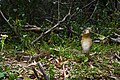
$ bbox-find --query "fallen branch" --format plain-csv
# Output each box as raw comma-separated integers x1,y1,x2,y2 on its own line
31,8,71,44
23,25,41,31
110,37,120,43
37,62,49,80
109,33,120,43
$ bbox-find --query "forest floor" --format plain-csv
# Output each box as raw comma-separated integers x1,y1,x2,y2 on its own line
0,41,120,80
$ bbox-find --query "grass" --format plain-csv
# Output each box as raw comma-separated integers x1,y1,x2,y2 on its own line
0,37,120,79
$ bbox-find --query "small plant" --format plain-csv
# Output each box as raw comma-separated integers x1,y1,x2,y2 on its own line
0,34,8,51
0,67,6,80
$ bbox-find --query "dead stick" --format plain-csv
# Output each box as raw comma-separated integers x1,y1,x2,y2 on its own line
115,53,120,60
0,10,18,35
37,62,49,80
85,0,98,23
31,8,71,44
32,67,40,80
0,10,14,29
70,0,96,18
82,0,96,9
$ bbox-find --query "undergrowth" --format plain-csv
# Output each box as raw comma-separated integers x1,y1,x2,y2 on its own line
0,34,119,79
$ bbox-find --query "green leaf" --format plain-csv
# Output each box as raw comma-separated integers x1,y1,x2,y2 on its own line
8,72,17,80
0,72,5,78
83,57,88,62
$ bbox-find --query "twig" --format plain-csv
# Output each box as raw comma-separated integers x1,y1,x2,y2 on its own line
82,0,96,9
114,33,120,37
71,29,79,36
45,19,53,24
110,37,120,43
85,0,98,23
115,53,120,60
58,0,60,21
63,64,66,80
32,67,40,80
23,25,41,31
37,62,49,80
109,71,119,80
0,10,18,35
31,7,71,44
70,0,96,18
0,10,14,29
